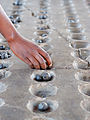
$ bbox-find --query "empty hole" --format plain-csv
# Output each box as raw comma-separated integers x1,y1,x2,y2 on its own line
78,84,90,97
31,71,55,82
32,116,54,120
71,49,90,60
80,99,90,113
73,59,89,69
67,27,84,33
29,83,57,98
75,71,90,82
0,51,12,59
66,15,79,23
69,33,86,40
0,70,11,80
69,41,88,49
0,82,8,93
0,98,5,107
27,100,58,113
67,22,81,28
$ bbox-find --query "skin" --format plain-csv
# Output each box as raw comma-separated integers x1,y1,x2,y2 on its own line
0,4,52,69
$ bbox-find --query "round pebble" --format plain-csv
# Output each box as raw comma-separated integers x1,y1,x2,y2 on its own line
38,102,49,111
41,72,51,81
35,74,42,81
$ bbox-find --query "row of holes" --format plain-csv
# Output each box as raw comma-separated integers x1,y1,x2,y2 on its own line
62,0,90,118
27,0,58,119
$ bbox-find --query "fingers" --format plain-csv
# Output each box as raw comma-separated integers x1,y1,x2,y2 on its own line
32,53,47,69
25,57,34,69
38,48,52,67
28,55,40,69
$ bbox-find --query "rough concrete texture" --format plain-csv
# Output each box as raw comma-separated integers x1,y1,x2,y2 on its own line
0,0,90,120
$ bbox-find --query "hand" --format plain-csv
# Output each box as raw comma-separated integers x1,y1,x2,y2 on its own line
8,34,52,69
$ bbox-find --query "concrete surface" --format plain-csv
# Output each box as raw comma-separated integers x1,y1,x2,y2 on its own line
0,0,90,120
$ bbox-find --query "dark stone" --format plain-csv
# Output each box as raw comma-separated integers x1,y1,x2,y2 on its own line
35,74,42,81
41,72,51,81
13,1,22,6
39,15,48,19
38,102,49,111
0,45,5,50
0,52,11,59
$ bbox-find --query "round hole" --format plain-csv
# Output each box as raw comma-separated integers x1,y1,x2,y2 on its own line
0,70,11,80
38,15,48,19
0,44,10,50
80,99,90,113
71,48,90,60
69,33,86,40
73,59,89,69
13,1,22,6
37,25,50,30
27,99,58,114
0,51,12,59
29,83,57,98
67,22,81,28
33,37,49,43
69,41,89,49
31,71,55,82
75,71,90,82
36,30,49,36
0,61,13,69
67,27,84,33
78,84,90,97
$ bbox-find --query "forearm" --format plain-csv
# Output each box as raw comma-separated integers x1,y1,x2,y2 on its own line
0,4,19,42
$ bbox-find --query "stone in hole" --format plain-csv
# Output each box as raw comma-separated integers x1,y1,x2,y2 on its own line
80,99,90,113
38,15,48,19
0,61,13,69
29,83,57,98
0,44,10,50
70,41,88,49
10,16,21,24
37,25,50,30
0,82,7,93
33,72,54,82
0,70,11,80
34,38,49,43
78,84,90,97
27,100,58,113
70,33,86,40
0,51,12,59
13,0,22,6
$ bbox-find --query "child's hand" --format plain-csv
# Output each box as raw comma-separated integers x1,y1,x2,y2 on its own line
8,35,52,69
